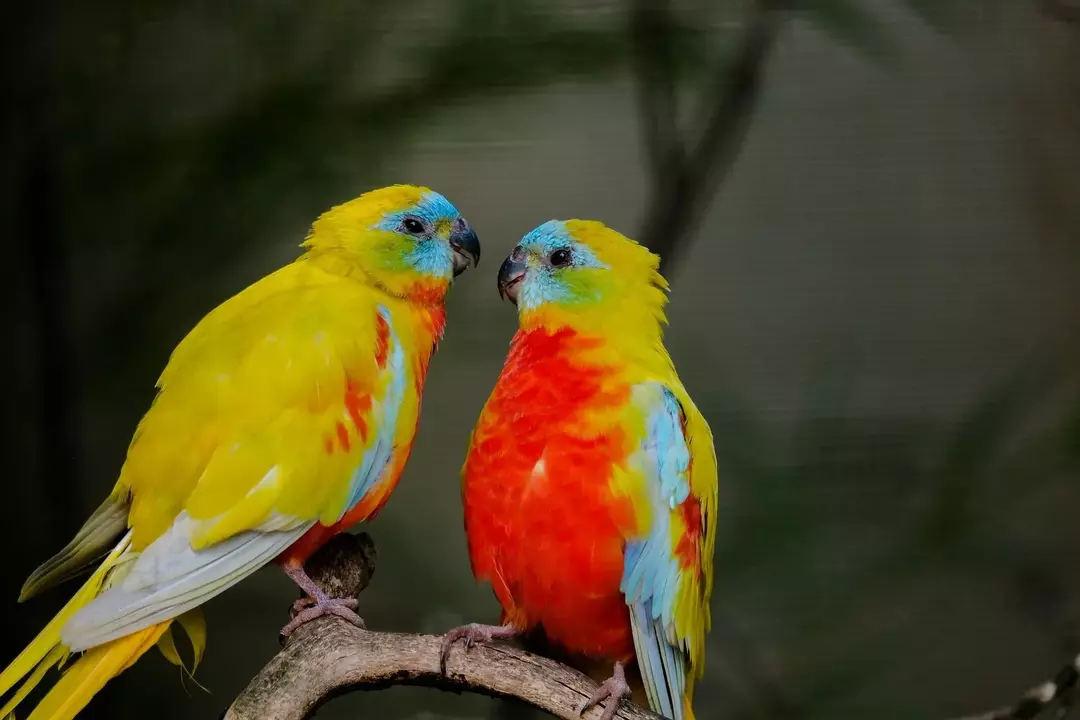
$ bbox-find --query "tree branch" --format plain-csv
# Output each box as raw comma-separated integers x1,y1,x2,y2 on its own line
630,0,684,191
222,535,1078,720
224,533,662,720
634,0,790,275
949,654,1079,720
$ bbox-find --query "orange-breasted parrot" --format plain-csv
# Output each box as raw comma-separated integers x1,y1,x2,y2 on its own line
442,220,715,720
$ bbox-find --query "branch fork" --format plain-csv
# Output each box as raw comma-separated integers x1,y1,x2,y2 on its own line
224,533,662,720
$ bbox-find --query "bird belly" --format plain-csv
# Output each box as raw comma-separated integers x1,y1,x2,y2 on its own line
502,476,636,663
462,325,639,662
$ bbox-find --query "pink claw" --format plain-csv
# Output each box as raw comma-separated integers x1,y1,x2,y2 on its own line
280,593,363,638
579,661,630,720
280,564,365,639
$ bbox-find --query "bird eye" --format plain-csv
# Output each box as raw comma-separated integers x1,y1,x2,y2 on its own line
549,248,572,267
402,217,425,235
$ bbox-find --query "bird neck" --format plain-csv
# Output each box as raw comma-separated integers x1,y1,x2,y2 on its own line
518,300,667,369
302,247,451,309
298,249,447,367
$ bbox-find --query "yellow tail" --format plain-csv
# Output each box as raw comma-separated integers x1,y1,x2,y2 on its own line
20,624,168,720
0,535,169,720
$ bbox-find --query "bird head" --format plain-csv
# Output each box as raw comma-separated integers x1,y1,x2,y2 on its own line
303,185,480,302
497,220,667,328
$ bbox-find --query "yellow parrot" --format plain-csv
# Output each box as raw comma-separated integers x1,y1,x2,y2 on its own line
0,184,480,720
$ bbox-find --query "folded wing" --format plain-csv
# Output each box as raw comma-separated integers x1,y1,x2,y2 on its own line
63,279,411,651
620,382,716,720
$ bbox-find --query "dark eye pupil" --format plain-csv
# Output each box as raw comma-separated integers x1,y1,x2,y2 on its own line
551,249,571,266
403,218,424,234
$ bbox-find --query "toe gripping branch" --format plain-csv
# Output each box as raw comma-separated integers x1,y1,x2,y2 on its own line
279,532,378,645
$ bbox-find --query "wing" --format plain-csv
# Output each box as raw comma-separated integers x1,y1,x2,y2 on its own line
619,382,716,720
62,269,416,651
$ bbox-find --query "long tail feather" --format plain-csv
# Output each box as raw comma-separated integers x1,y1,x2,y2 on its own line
25,623,168,720
0,534,131,704
682,695,696,720
0,533,135,719
0,647,65,718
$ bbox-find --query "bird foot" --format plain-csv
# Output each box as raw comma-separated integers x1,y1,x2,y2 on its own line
290,594,360,616
280,593,364,638
280,563,364,639
439,622,518,674
579,662,630,720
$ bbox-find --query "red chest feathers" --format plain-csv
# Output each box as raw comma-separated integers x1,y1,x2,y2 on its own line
462,327,637,661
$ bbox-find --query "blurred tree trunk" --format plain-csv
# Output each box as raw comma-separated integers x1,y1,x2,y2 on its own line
632,0,789,277
1024,1,1080,276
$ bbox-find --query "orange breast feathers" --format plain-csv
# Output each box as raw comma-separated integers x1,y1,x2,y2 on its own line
462,326,640,661
278,304,441,568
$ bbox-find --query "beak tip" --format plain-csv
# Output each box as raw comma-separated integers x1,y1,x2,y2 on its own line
497,247,527,304
450,228,481,277
449,229,479,278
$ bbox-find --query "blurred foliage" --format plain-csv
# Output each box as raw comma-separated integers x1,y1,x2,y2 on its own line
801,0,899,61
798,0,968,61
704,360,1080,719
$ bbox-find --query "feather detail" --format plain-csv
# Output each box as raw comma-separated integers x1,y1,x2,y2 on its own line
619,385,691,718
19,491,130,602
26,623,168,720
156,608,207,676
63,514,310,651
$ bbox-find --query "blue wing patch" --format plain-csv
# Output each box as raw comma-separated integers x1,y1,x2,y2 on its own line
620,383,692,720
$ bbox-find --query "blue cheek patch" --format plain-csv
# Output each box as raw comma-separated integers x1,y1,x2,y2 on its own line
518,270,570,310
406,239,454,278
371,191,462,279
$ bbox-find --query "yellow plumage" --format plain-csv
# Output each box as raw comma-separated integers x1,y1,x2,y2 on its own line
2,184,478,719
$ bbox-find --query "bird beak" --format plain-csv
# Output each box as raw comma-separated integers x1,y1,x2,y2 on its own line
497,251,527,305
449,226,481,277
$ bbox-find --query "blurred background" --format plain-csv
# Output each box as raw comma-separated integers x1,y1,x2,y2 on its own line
2,0,1079,718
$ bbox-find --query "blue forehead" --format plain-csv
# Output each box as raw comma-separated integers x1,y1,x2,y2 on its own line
519,220,606,269
520,220,571,253
372,190,463,232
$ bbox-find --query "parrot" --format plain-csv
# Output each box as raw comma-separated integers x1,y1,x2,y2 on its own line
440,220,716,720
0,184,480,720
